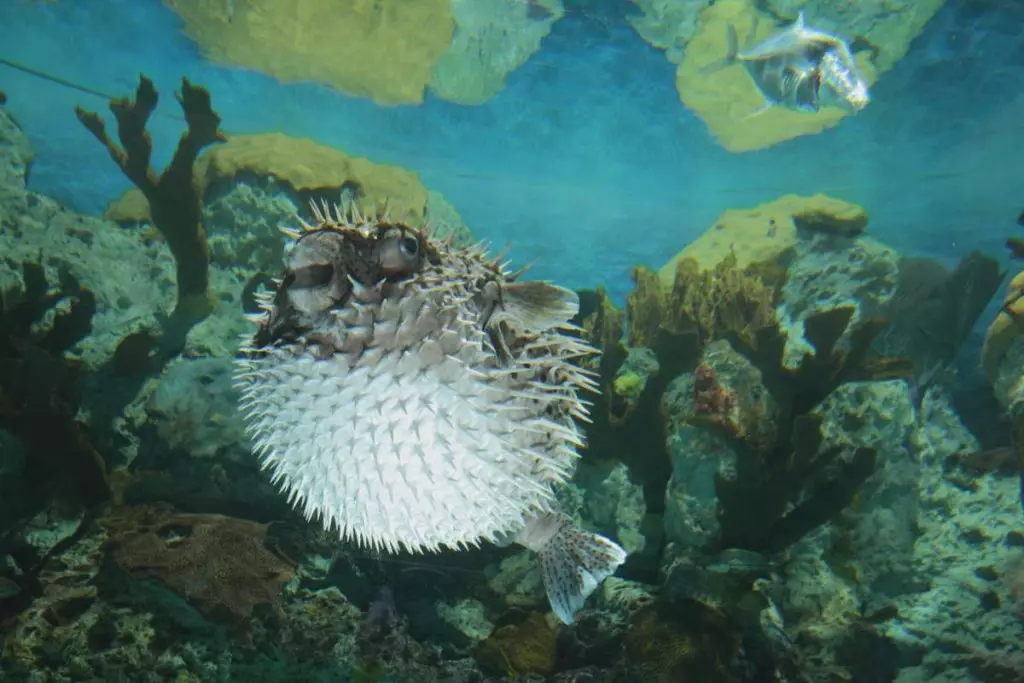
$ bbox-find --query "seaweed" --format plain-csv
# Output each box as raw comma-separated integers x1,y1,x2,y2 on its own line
75,74,226,354
711,305,913,551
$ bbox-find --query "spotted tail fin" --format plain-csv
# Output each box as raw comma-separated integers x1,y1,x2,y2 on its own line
536,517,627,625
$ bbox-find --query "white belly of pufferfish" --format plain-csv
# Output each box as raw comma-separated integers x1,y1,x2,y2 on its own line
238,336,571,554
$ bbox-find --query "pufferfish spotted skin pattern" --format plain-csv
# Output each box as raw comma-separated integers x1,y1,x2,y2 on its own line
235,202,626,625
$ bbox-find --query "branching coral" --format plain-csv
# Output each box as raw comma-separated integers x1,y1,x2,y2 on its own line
75,75,226,351
628,253,780,352
0,260,109,516
711,305,913,551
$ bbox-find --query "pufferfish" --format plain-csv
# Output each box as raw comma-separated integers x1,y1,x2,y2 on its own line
234,202,627,624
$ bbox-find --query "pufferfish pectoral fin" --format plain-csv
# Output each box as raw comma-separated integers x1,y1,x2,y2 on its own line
514,511,628,625
502,281,580,331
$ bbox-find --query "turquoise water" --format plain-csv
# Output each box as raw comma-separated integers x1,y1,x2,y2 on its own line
1,1,1023,681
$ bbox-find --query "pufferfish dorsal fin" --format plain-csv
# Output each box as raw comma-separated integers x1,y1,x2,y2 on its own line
502,281,580,331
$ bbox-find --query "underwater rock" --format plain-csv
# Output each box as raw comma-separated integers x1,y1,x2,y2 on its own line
485,549,546,611
778,234,899,366
881,390,1024,681
574,460,648,556
164,0,454,105
144,357,248,462
658,193,869,283
202,176,301,272
0,106,33,226
674,0,877,152
814,380,919,595
661,340,772,552
628,0,713,64
435,598,495,649
429,0,565,105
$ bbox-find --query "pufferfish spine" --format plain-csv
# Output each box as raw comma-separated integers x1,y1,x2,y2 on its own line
235,201,626,623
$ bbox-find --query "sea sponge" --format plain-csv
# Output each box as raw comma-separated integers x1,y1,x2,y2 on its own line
658,193,868,285
674,0,877,152
106,133,430,226
163,0,454,105
982,271,1024,383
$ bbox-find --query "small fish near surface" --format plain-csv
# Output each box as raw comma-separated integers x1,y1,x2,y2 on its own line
235,203,627,625
704,11,870,118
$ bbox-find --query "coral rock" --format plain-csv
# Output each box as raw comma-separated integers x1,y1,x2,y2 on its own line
658,193,868,284
164,0,454,105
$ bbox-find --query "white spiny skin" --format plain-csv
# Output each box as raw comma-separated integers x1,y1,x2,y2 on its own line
234,202,600,555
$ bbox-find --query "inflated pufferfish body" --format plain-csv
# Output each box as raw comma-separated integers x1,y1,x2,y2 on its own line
235,202,626,624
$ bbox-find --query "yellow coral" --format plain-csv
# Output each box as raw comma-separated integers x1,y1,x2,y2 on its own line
164,0,454,105
106,133,430,226
629,254,778,351
675,0,877,152
658,193,868,285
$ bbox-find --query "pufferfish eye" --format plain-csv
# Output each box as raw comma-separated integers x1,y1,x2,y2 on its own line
375,226,424,280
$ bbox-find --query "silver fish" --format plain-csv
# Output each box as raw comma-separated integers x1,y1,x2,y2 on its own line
706,11,870,117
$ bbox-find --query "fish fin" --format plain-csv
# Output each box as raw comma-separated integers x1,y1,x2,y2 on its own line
501,281,579,330
795,10,805,30
534,516,627,625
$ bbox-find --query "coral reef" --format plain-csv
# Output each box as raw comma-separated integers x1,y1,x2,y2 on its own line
5,55,1022,679
164,0,454,105
75,75,226,351
430,0,565,104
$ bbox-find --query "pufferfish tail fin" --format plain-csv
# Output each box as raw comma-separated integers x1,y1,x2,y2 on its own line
517,512,627,625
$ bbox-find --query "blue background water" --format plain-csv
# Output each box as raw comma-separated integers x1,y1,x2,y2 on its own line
0,0,1021,303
